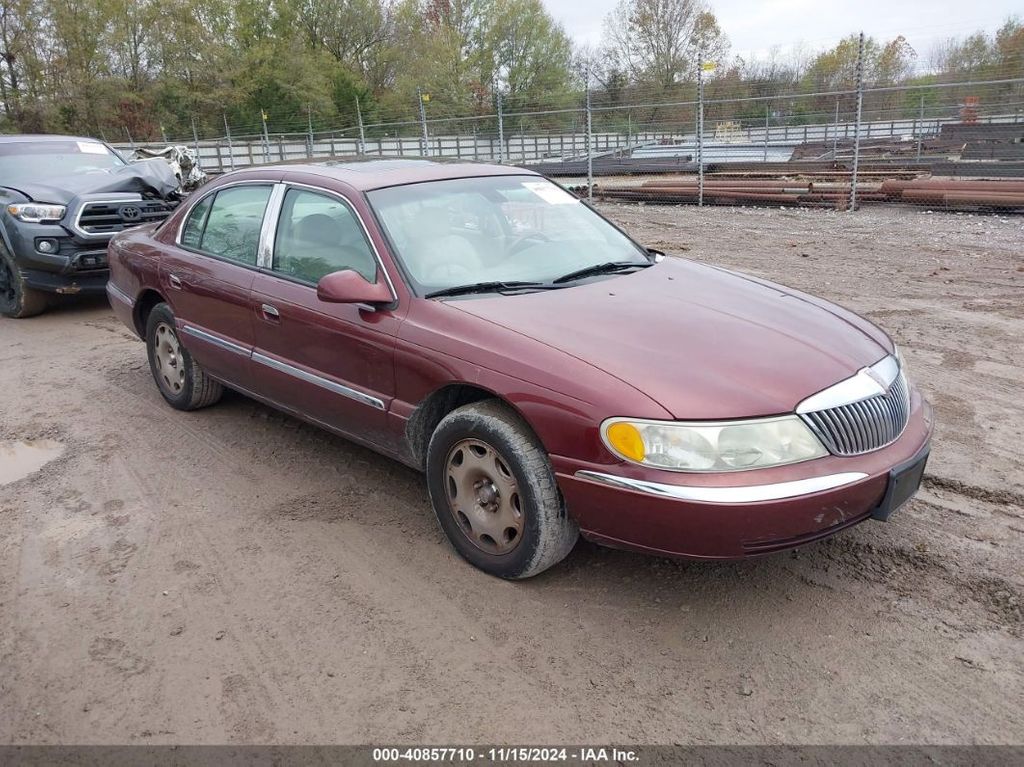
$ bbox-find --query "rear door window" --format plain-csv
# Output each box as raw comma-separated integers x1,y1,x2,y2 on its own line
187,185,272,266
180,195,213,249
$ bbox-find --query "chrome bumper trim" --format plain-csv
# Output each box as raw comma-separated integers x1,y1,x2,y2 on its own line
105,282,135,308
574,470,869,504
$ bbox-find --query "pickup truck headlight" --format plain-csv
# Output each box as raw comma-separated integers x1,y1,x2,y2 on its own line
7,203,67,223
602,415,828,472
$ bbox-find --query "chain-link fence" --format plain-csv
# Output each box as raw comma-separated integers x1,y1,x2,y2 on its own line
112,34,1024,216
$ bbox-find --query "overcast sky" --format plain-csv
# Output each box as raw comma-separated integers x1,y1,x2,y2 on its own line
544,0,1021,64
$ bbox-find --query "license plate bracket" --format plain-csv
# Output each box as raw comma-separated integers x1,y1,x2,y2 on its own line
871,445,930,521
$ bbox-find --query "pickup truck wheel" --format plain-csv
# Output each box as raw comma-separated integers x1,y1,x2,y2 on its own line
426,400,578,579
0,243,48,318
145,303,223,410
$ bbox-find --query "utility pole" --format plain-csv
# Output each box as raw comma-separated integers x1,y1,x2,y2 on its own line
849,32,866,212
190,116,199,158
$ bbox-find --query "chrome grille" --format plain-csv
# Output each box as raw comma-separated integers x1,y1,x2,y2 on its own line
77,200,174,235
801,371,910,456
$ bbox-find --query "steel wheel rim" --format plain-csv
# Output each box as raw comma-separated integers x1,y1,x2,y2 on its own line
154,322,186,396
445,438,524,555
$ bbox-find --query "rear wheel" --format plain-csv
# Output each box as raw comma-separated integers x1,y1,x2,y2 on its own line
0,243,48,318
145,303,223,410
426,400,578,579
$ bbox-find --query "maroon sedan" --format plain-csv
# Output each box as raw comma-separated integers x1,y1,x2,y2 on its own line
106,161,933,579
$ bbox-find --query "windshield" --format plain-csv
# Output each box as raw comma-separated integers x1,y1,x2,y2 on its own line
0,140,125,184
367,175,649,295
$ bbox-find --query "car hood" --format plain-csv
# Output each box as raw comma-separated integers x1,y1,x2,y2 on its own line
444,258,892,419
2,159,179,204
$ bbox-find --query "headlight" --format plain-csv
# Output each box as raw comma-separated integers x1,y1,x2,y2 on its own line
7,203,67,223
602,416,828,472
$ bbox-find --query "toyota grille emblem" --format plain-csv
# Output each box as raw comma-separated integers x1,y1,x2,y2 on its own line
119,205,142,222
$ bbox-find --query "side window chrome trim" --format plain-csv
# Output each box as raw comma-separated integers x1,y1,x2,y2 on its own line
274,181,399,305
257,183,287,269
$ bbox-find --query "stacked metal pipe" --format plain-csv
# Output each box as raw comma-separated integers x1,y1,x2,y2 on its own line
593,177,1024,211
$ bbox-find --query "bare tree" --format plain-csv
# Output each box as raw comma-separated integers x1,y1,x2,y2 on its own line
601,0,728,89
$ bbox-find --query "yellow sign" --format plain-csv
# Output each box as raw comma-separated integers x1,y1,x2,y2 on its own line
421,93,431,103
701,62,717,72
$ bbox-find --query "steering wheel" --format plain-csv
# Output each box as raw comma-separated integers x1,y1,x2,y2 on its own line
506,231,551,256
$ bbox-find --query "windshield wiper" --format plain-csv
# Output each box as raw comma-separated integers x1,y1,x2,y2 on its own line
425,281,559,299
551,260,652,284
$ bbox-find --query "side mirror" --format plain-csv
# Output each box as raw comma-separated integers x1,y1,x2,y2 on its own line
316,269,393,307
646,247,666,262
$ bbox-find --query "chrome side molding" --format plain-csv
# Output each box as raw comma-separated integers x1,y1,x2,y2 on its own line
181,325,249,356
251,352,386,411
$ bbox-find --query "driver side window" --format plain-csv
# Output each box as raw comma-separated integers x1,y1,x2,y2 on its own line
272,188,377,284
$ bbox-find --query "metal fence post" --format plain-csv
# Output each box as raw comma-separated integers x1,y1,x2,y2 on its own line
848,32,865,212
585,72,594,203
916,95,924,162
223,114,235,171
833,99,839,158
356,95,366,156
763,106,769,162
417,88,430,157
306,105,314,158
261,109,270,164
496,92,505,164
696,50,705,207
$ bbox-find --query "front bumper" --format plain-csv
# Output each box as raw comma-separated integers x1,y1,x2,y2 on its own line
6,220,111,294
554,390,933,559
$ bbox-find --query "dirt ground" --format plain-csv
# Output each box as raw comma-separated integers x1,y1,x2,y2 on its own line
1,205,1021,746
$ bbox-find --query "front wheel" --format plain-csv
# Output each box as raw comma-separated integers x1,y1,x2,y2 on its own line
426,400,578,579
0,243,48,318
145,303,223,410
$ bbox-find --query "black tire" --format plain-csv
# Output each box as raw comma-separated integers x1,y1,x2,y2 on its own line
0,242,48,319
145,303,223,411
426,400,578,579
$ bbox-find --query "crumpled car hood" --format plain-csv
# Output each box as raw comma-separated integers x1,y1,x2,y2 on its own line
4,158,180,203
446,258,892,419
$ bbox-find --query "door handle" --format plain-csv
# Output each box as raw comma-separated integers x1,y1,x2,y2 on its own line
260,303,280,322
169,274,183,290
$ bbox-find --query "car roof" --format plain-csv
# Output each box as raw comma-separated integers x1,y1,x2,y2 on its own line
0,134,107,144
271,159,541,192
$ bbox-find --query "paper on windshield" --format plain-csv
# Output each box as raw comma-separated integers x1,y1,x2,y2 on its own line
77,141,109,155
522,180,577,205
